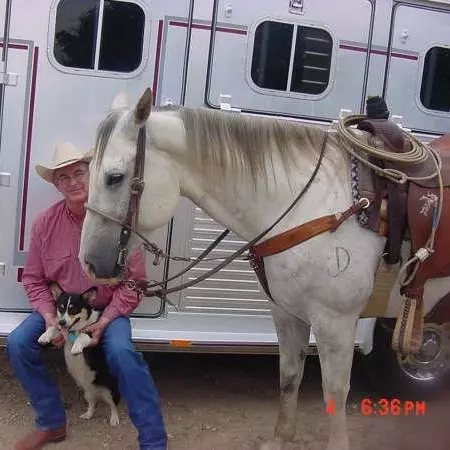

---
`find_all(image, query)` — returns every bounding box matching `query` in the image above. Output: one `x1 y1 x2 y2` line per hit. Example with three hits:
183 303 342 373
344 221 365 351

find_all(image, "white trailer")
0 0 449 392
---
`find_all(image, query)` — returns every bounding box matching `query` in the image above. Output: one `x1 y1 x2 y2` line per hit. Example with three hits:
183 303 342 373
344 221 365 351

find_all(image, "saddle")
355 97 450 355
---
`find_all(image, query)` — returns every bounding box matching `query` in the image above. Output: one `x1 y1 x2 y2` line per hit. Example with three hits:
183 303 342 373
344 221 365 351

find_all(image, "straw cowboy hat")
35 142 93 184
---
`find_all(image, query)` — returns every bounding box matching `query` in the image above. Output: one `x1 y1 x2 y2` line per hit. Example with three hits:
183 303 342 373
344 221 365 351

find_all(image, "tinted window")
420 47 450 112
251 22 293 90
251 21 332 95
54 0 99 69
99 1 144 72
54 0 144 73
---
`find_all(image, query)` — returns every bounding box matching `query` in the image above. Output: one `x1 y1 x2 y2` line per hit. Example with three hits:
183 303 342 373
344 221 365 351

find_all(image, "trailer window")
420 47 450 112
251 21 332 95
54 0 144 73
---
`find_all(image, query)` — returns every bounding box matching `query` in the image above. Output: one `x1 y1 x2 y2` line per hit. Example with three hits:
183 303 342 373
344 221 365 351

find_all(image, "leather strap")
116 126 146 270
248 201 368 302
250 202 367 258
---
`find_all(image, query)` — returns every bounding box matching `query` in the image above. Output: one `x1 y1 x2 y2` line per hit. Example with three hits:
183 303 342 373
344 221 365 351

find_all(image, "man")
6 142 167 450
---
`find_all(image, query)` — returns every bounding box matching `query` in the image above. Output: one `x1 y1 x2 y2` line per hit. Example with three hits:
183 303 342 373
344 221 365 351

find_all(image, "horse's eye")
106 173 124 187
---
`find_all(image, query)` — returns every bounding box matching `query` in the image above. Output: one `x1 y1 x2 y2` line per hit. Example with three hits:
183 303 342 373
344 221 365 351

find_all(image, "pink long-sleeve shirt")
22 199 148 322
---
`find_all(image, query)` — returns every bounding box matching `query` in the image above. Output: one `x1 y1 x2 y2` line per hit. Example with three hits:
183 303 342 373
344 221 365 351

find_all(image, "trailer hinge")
0 72 18 86
289 0 304 14
219 94 241 113
0 262 5 277
0 172 11 187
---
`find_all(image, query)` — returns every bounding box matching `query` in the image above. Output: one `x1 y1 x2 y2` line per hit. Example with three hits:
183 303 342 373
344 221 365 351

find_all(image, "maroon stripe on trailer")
152 20 164 104
169 20 247 35
0 43 28 50
339 44 368 53
390 51 418 61
19 46 39 251
339 44 418 61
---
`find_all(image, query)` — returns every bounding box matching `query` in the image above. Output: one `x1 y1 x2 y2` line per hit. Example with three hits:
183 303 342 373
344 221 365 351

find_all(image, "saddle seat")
356 114 450 354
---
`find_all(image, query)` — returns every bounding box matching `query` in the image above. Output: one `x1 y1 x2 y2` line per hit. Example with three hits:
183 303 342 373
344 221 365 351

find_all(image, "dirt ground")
0 349 449 450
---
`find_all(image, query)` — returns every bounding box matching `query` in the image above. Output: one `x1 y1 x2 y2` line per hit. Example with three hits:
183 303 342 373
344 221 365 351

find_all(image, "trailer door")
0 36 36 310
384 4 450 134
206 0 374 120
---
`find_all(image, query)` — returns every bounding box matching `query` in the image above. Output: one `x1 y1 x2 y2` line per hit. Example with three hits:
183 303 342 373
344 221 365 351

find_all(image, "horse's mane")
94 104 338 187
178 107 329 185
93 109 124 169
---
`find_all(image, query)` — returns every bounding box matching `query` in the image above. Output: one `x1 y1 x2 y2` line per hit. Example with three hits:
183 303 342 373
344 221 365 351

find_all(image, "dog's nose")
59 319 66 326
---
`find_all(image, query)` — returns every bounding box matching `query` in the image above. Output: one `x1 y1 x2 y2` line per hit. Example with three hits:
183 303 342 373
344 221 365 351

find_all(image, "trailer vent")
420 46 450 113
251 21 332 95
180 207 271 315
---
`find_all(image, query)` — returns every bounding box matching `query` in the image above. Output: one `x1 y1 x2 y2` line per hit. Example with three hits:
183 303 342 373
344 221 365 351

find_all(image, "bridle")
85 125 147 277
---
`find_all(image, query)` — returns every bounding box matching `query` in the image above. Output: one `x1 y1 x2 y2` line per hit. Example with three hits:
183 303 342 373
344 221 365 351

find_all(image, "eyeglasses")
56 169 88 186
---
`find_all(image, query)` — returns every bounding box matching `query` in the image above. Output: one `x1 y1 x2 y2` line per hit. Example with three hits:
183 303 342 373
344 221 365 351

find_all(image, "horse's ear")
134 88 153 126
111 92 128 110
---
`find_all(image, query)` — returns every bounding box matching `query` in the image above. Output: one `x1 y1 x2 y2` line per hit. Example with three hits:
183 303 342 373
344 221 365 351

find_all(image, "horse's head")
79 88 182 281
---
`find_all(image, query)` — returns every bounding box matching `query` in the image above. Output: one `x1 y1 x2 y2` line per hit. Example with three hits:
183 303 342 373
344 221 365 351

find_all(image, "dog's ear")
82 287 98 304
48 282 63 299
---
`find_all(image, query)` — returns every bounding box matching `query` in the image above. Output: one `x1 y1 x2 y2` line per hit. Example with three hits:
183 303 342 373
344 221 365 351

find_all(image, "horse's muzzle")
84 256 123 281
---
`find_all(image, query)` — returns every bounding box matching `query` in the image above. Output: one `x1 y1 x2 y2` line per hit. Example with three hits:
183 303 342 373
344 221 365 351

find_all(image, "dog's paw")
37 334 50 345
110 413 120 427
38 326 59 346
71 342 84 355
38 330 54 345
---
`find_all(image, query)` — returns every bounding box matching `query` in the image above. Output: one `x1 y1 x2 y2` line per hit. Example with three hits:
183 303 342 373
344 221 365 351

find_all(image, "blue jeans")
6 312 167 450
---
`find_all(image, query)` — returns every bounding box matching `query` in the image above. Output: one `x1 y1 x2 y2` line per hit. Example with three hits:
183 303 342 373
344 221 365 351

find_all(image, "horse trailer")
0 0 449 391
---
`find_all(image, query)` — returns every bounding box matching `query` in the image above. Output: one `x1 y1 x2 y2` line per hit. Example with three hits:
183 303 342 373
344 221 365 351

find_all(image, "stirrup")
391 295 424 355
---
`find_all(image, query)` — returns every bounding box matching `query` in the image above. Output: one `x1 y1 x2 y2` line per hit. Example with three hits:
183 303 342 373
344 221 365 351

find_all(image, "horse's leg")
260 306 310 450
313 313 359 450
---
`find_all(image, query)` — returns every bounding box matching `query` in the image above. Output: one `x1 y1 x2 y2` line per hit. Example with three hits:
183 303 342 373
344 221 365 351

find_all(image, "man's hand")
82 317 110 347
42 313 66 348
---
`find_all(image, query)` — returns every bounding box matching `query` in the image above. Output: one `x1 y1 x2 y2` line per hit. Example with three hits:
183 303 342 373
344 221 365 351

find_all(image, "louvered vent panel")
180 208 271 314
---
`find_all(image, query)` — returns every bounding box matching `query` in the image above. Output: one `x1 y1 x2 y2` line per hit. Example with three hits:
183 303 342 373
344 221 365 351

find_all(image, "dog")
38 283 120 426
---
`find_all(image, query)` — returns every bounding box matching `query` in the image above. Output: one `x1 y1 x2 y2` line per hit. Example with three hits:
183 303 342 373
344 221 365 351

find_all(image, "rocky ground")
0 349 448 450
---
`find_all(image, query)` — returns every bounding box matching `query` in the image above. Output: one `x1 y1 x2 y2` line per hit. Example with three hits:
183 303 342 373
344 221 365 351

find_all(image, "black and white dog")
38 283 120 426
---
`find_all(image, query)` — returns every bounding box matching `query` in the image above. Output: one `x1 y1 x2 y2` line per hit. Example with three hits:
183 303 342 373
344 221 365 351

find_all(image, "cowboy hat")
35 142 93 184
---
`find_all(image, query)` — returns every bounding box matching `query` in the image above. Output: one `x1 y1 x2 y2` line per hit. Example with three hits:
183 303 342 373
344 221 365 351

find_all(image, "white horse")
79 89 449 450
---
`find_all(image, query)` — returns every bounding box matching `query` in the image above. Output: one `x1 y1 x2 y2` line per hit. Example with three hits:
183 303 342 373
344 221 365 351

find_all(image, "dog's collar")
68 332 77 343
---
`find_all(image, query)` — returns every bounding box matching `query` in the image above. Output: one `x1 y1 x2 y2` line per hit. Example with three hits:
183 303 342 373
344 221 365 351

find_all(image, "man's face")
53 162 89 205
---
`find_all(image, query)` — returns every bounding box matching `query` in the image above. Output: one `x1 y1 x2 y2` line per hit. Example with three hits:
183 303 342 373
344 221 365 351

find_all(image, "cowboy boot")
14 425 67 450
